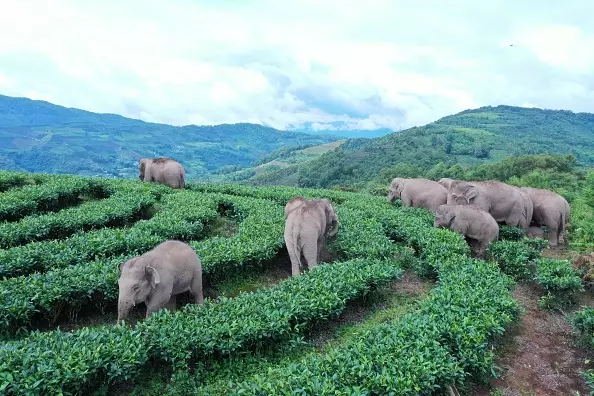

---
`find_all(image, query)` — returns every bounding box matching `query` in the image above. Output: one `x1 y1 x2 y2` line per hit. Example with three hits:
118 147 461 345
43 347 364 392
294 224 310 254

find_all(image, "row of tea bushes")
0 193 285 333
0 175 96 221
0 191 220 278
0 186 157 248
232 203 521 394
0 170 49 192
0 257 407 395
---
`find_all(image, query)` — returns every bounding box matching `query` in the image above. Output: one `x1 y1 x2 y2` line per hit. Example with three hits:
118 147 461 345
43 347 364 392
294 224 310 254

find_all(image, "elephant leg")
303 241 318 271
145 289 173 318
163 295 177 312
286 239 302 277
190 270 204 304
400 194 412 208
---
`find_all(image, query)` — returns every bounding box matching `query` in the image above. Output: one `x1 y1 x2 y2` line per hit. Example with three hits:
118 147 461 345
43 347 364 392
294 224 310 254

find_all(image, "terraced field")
0 170 588 395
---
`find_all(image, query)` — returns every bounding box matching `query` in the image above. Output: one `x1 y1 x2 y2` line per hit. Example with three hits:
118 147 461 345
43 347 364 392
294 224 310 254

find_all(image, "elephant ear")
145 266 161 288
118 261 126 275
442 209 456 225
322 199 339 236
138 159 147 178
462 185 478 204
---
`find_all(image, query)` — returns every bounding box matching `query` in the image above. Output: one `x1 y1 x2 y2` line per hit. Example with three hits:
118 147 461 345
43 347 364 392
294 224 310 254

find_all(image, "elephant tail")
179 172 186 189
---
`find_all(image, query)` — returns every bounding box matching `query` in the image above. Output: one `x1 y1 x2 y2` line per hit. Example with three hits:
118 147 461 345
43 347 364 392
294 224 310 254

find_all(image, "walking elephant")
434 204 499 258
117 240 203 324
284 196 339 277
520 187 570 247
139 157 186 189
446 180 532 231
387 177 448 213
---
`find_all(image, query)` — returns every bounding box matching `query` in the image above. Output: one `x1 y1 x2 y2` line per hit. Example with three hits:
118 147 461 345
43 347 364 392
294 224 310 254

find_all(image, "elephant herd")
388 177 570 258
120 157 569 323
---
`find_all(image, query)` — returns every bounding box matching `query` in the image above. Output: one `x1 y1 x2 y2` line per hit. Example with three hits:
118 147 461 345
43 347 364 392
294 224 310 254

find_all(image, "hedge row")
0 170 47 192
0 193 285 333
0 185 158 248
572 307 594 392
232 200 520 394
0 175 97 221
188 182 361 205
0 257 409 394
0 190 219 279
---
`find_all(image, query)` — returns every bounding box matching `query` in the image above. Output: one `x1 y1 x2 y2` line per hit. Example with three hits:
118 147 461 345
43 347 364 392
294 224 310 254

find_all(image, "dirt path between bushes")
473 247 592 396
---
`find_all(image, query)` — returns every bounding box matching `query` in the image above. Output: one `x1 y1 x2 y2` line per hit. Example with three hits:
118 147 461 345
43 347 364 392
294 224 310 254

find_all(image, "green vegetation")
0 94 340 180
245 105 594 188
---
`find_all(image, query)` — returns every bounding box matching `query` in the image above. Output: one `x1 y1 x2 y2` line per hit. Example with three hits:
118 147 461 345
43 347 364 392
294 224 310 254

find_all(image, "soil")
473 246 594 396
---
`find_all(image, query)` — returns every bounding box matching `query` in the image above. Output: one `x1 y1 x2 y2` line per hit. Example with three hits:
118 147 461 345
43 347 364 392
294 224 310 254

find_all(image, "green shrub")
0 175 96 221
534 258 583 308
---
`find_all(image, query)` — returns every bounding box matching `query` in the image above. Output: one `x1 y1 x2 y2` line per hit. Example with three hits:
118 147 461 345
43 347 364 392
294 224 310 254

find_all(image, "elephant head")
447 182 477 205
387 178 405 204
117 258 160 323
320 198 339 237
138 158 150 181
285 196 306 218
438 178 455 191
434 205 456 228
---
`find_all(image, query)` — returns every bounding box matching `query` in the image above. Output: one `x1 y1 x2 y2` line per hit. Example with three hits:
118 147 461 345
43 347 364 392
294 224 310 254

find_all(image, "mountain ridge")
0 93 342 179
232 104 594 188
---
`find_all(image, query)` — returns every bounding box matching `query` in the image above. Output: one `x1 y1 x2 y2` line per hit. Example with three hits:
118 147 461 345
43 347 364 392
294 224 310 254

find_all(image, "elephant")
434 204 499 258
437 178 455 191
117 240 203 323
519 187 570 247
446 180 532 231
284 196 339 277
527 225 545 239
139 157 186 189
387 177 448 213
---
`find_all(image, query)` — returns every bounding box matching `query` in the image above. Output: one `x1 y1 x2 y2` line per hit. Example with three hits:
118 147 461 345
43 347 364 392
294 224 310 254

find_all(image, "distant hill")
245 105 594 188
0 94 341 180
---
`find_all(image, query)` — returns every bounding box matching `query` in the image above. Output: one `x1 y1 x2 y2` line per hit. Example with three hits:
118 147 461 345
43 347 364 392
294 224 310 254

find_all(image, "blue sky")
0 0 592 132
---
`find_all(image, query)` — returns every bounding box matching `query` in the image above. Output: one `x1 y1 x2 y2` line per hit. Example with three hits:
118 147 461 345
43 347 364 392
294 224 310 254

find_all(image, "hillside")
0 94 340 180
212 140 347 184
249 105 594 188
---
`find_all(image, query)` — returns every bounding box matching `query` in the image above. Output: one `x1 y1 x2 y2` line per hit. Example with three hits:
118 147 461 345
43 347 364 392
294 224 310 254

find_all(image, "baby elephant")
434 204 499 258
117 240 203 324
284 196 339 277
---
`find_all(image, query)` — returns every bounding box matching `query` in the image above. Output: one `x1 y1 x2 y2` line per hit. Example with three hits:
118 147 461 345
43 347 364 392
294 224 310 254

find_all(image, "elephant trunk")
117 297 134 324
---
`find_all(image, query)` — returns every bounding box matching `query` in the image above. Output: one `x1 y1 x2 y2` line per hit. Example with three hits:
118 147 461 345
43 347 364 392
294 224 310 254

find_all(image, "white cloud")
0 0 592 131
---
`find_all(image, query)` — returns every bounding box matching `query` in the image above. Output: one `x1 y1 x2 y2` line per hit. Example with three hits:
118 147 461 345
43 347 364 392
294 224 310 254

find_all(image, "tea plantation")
0 170 587 395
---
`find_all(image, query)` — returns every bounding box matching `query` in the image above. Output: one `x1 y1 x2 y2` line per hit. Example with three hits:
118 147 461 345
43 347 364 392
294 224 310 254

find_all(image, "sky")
0 0 592 132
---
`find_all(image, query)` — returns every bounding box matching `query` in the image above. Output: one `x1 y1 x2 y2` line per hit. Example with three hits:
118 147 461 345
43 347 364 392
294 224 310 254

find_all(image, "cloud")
0 0 593 132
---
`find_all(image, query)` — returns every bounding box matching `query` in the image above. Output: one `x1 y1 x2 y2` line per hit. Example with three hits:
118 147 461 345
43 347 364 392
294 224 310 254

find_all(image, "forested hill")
0 94 340 179
275 105 594 189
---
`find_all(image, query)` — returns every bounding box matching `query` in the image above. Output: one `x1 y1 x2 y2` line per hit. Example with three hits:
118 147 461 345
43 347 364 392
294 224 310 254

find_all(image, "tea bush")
0 190 220 278
0 175 96 221
534 258 583 308
0 192 287 333
0 257 407 395
0 186 157 248
233 203 519 394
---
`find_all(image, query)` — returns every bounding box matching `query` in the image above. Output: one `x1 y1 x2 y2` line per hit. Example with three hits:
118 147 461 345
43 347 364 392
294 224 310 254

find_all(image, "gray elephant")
446 180 532 231
434 204 499 258
387 177 448 213
117 240 203 323
139 157 186 189
520 187 570 247
437 178 455 191
527 225 545 239
284 196 339 277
